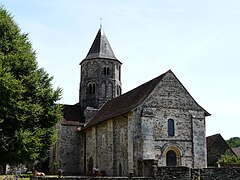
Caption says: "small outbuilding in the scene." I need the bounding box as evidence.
[207,133,236,166]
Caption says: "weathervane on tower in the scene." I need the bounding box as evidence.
[99,17,103,28]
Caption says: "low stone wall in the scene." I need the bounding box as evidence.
[156,167,240,180]
[157,167,240,180]
[200,167,240,180]
[30,167,240,180]
[30,177,154,180]
[157,166,191,179]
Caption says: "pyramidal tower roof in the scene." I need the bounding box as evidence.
[84,28,118,60]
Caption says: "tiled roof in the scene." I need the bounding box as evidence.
[84,70,169,129]
[82,28,120,62]
[206,134,220,151]
[206,134,237,166]
[84,69,210,129]
[62,103,84,123]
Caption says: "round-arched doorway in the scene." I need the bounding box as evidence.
[166,150,177,166]
[163,145,181,167]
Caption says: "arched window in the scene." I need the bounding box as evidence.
[88,83,96,94]
[88,84,92,94]
[166,150,177,167]
[118,66,121,81]
[92,83,96,94]
[104,67,107,75]
[117,85,121,96]
[120,129,124,143]
[103,67,110,75]
[168,119,174,136]
[119,163,122,176]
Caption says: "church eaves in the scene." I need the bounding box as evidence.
[83,28,118,61]
[84,70,210,129]
[84,70,169,129]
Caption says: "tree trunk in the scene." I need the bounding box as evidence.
[0,164,7,174]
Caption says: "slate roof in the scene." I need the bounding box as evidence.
[206,134,235,154]
[207,134,237,166]
[84,70,169,129]
[84,70,210,129]
[207,134,220,151]
[81,28,121,63]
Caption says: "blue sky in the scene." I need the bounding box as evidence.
[1,0,240,139]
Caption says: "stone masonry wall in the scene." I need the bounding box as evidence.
[200,167,240,180]
[78,131,85,175]
[31,167,240,180]
[112,115,128,176]
[85,127,96,174]
[85,115,129,177]
[157,166,191,179]
[85,120,115,176]
[140,72,207,168]
[157,167,240,180]
[140,108,193,167]
[79,59,121,109]
[59,125,82,175]
[95,120,114,176]
[191,111,207,168]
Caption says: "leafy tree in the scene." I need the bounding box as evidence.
[227,137,240,148]
[218,150,240,167]
[0,6,62,170]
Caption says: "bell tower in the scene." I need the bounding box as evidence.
[79,28,122,110]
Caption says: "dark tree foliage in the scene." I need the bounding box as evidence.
[0,6,62,166]
[218,150,240,166]
[227,137,240,148]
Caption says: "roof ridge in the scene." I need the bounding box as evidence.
[84,70,170,129]
[169,70,210,116]
[207,134,221,149]
[84,28,117,60]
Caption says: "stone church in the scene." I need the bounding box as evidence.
[49,28,210,176]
